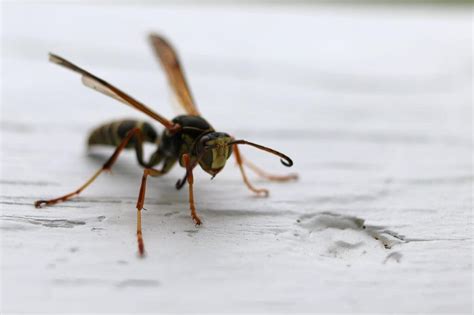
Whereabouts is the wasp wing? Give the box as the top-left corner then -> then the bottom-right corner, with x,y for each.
149,33 -> 201,116
49,53 -> 178,131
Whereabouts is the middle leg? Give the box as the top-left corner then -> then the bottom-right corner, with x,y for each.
233,144 -> 269,197
135,167 -> 165,257
182,154 -> 202,225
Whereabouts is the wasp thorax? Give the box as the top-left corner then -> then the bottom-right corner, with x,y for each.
197,132 -> 233,177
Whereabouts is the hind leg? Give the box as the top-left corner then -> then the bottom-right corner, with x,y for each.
35,128 -> 150,208
242,158 -> 298,182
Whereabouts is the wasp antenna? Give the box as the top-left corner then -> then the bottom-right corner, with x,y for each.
228,140 -> 293,167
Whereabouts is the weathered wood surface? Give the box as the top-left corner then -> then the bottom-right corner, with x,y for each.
1,3 -> 472,313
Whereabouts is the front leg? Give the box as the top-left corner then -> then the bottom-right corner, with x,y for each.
182,154 -> 202,225
233,144 -> 269,197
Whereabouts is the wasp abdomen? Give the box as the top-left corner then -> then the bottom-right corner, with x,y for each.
88,119 -> 158,147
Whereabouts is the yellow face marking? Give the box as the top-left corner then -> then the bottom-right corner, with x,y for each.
207,137 -> 231,170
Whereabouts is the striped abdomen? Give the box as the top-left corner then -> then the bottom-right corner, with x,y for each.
88,119 -> 158,148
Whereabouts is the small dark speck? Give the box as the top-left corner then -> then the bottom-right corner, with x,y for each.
296,219 -> 301,223
69,247 -> 79,253
293,233 -> 300,237
97,216 -> 106,221
172,231 -> 176,234
91,227 -> 104,231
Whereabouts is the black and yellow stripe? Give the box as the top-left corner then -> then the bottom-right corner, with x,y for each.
88,119 -> 158,148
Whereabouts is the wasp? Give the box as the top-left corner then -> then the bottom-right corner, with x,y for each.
35,34 -> 297,256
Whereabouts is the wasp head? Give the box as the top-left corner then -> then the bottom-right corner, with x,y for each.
196,132 -> 233,177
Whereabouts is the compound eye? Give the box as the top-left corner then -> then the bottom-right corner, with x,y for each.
198,136 -> 209,147
204,143 -> 216,150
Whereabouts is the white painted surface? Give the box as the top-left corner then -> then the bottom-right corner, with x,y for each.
1,3 -> 472,313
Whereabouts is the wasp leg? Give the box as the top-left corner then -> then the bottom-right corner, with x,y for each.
232,144 -> 269,197
182,154 -> 202,225
243,158 -> 298,182
135,168 -> 165,256
35,128 -> 147,208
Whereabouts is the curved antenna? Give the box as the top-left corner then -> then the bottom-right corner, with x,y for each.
228,140 -> 293,167
175,140 -> 293,189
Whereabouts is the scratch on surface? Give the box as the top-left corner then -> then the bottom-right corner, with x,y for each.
402,175 -> 473,186
0,198 -> 90,209
201,208 -> 297,217
164,211 -> 179,217
404,237 -> 472,243
52,277 -> 160,288
0,179 -> 59,186
60,197 -> 173,206
310,190 -> 390,205
53,278 -> 111,286
0,195 -> 170,207
333,240 -> 364,249
0,215 -> 86,228
116,279 -> 160,288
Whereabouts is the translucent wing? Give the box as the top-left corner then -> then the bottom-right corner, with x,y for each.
149,33 -> 201,116
49,53 -> 179,131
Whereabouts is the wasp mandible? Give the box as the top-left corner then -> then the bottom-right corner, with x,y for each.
35,34 -> 297,256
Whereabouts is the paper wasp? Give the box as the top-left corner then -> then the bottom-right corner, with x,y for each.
35,34 -> 297,256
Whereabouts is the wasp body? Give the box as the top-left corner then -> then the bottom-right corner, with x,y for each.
87,115 -> 232,177
88,119 -> 158,148
35,34 -> 297,256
